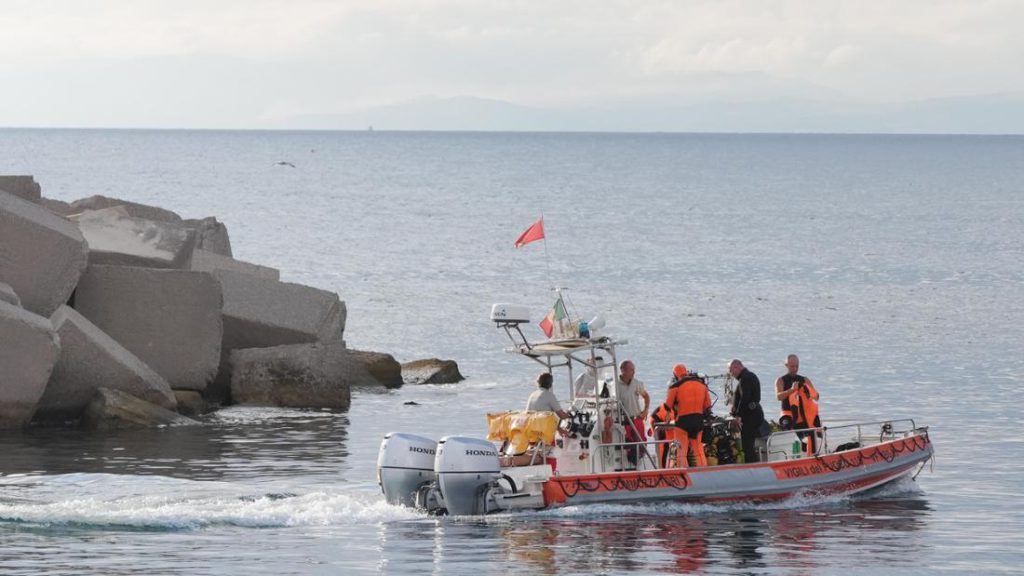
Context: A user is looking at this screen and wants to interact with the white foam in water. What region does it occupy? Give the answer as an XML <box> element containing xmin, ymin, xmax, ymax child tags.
<box><xmin>854</xmin><ymin>475</ymin><xmax>924</xmax><ymax>499</ymax></box>
<box><xmin>208</xmin><ymin>406</ymin><xmax>346</xmax><ymax>425</ymax></box>
<box><xmin>0</xmin><ymin>474</ymin><xmax>422</xmax><ymax>530</ymax></box>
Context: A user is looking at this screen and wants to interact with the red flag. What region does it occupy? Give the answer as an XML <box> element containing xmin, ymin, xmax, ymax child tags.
<box><xmin>514</xmin><ymin>217</ymin><xmax>545</xmax><ymax>248</ymax></box>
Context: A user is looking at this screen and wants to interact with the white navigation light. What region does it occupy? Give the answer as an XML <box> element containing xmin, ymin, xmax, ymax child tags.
<box><xmin>490</xmin><ymin>303</ymin><xmax>530</xmax><ymax>324</ymax></box>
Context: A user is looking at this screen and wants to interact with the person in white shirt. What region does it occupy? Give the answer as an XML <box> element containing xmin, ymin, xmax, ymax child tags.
<box><xmin>573</xmin><ymin>355</ymin><xmax>604</xmax><ymax>398</ymax></box>
<box><xmin>616</xmin><ymin>360</ymin><xmax>650</xmax><ymax>464</ymax></box>
<box><xmin>526</xmin><ymin>372</ymin><xmax>569</xmax><ymax>419</ymax></box>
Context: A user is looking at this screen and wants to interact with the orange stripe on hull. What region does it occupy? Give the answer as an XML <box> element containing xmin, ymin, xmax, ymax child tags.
<box><xmin>541</xmin><ymin>434</ymin><xmax>930</xmax><ymax>507</ymax></box>
<box><xmin>543</xmin><ymin>469</ymin><xmax>692</xmax><ymax>505</ymax></box>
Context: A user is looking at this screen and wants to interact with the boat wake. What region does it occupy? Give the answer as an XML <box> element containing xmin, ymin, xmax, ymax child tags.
<box><xmin>0</xmin><ymin>473</ymin><xmax>419</xmax><ymax>530</ymax></box>
<box><xmin>0</xmin><ymin>472</ymin><xmax>924</xmax><ymax>530</ymax></box>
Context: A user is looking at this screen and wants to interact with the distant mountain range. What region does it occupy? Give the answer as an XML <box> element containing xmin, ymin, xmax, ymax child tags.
<box><xmin>282</xmin><ymin>93</ymin><xmax>1024</xmax><ymax>134</ymax></box>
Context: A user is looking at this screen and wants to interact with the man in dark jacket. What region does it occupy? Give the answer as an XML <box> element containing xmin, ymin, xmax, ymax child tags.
<box><xmin>728</xmin><ymin>359</ymin><xmax>765</xmax><ymax>463</ymax></box>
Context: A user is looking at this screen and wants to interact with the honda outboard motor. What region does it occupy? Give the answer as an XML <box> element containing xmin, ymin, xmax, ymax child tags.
<box><xmin>377</xmin><ymin>433</ymin><xmax>438</xmax><ymax>507</ymax></box>
<box><xmin>434</xmin><ymin>436</ymin><xmax>501</xmax><ymax>516</ymax></box>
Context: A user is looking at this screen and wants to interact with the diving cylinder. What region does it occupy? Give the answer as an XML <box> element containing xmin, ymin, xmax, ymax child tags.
<box><xmin>434</xmin><ymin>436</ymin><xmax>501</xmax><ymax>516</ymax></box>
<box><xmin>377</xmin><ymin>433</ymin><xmax>438</xmax><ymax>507</ymax></box>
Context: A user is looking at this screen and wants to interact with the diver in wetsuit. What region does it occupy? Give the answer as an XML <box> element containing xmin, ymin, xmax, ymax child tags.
<box><xmin>728</xmin><ymin>359</ymin><xmax>764</xmax><ymax>463</ymax></box>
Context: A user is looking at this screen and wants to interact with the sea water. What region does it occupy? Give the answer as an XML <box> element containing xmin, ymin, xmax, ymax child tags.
<box><xmin>1</xmin><ymin>130</ymin><xmax>1022</xmax><ymax>574</ymax></box>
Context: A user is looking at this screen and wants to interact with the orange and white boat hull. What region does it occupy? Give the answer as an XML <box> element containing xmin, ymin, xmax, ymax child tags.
<box><xmin>539</xmin><ymin>432</ymin><xmax>933</xmax><ymax>508</ymax></box>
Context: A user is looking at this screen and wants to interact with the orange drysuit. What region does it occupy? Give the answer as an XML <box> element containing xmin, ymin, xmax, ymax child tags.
<box><xmin>664</xmin><ymin>378</ymin><xmax>712</xmax><ymax>467</ymax></box>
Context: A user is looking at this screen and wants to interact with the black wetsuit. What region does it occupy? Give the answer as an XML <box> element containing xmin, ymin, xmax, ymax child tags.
<box><xmin>732</xmin><ymin>368</ymin><xmax>764</xmax><ymax>463</ymax></box>
<box><xmin>780</xmin><ymin>373</ymin><xmax>818</xmax><ymax>451</ymax></box>
<box><xmin>779</xmin><ymin>373</ymin><xmax>806</xmax><ymax>416</ymax></box>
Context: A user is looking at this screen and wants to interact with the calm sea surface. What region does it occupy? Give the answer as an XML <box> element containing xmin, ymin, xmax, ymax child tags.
<box><xmin>1</xmin><ymin>130</ymin><xmax>1022</xmax><ymax>574</ymax></box>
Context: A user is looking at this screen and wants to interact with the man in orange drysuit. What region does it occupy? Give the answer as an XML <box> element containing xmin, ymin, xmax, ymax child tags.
<box><xmin>664</xmin><ymin>364</ymin><xmax>712</xmax><ymax>467</ymax></box>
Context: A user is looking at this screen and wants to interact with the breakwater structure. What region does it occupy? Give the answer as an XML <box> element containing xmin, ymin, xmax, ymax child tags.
<box><xmin>0</xmin><ymin>175</ymin><xmax>462</xmax><ymax>429</ymax></box>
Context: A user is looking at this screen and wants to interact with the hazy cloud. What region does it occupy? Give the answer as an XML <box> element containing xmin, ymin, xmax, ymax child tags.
<box><xmin>0</xmin><ymin>0</ymin><xmax>1021</xmax><ymax>128</ymax></box>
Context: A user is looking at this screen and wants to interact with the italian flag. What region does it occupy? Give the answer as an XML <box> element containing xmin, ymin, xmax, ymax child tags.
<box><xmin>539</xmin><ymin>298</ymin><xmax>567</xmax><ymax>338</ymax></box>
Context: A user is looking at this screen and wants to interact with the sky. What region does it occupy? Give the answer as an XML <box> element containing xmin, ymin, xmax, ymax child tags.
<box><xmin>0</xmin><ymin>0</ymin><xmax>1022</xmax><ymax>131</ymax></box>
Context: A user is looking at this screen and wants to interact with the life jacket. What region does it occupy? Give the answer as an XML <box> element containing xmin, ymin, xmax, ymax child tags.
<box><xmin>649</xmin><ymin>402</ymin><xmax>673</xmax><ymax>434</ymax></box>
<box><xmin>649</xmin><ymin>403</ymin><xmax>674</xmax><ymax>468</ymax></box>
<box><xmin>779</xmin><ymin>373</ymin><xmax>805</xmax><ymax>414</ymax></box>
<box><xmin>788</xmin><ymin>381</ymin><xmax>820</xmax><ymax>430</ymax></box>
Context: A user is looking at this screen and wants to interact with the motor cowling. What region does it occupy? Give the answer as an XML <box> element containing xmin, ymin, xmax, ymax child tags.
<box><xmin>377</xmin><ymin>432</ymin><xmax>438</xmax><ymax>507</ymax></box>
<box><xmin>435</xmin><ymin>436</ymin><xmax>501</xmax><ymax>516</ymax></box>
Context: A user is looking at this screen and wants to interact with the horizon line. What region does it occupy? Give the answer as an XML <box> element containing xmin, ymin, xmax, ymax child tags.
<box><xmin>1</xmin><ymin>126</ymin><xmax>1022</xmax><ymax>137</ymax></box>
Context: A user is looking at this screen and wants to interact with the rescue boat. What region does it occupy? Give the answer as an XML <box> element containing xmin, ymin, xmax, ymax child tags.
<box><xmin>377</xmin><ymin>300</ymin><xmax>934</xmax><ymax>515</ymax></box>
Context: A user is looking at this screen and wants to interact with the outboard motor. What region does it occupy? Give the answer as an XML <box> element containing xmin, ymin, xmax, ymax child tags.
<box><xmin>434</xmin><ymin>436</ymin><xmax>501</xmax><ymax>516</ymax></box>
<box><xmin>377</xmin><ymin>433</ymin><xmax>438</xmax><ymax>507</ymax></box>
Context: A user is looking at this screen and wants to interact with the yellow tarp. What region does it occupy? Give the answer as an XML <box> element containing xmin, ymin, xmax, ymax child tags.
<box><xmin>488</xmin><ymin>411</ymin><xmax>559</xmax><ymax>454</ymax></box>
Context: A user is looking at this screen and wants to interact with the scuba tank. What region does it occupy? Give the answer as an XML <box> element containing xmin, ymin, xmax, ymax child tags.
<box><xmin>705</xmin><ymin>443</ymin><xmax>719</xmax><ymax>466</ymax></box>
<box><xmin>713</xmin><ymin>428</ymin><xmax>736</xmax><ymax>465</ymax></box>
<box><xmin>733</xmin><ymin>429</ymin><xmax>745</xmax><ymax>464</ymax></box>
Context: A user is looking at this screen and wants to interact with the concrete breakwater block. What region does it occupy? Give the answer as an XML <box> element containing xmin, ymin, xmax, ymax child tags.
<box><xmin>401</xmin><ymin>358</ymin><xmax>465</xmax><ymax>385</ymax></box>
<box><xmin>230</xmin><ymin>342</ymin><xmax>351</xmax><ymax>409</ymax></box>
<box><xmin>35</xmin><ymin>306</ymin><xmax>177</xmax><ymax>422</ymax></box>
<box><xmin>81</xmin><ymin>387</ymin><xmax>199</xmax><ymax>430</ymax></box>
<box><xmin>69</xmin><ymin>194</ymin><xmax>183</xmax><ymax>222</ymax></box>
<box><xmin>69</xmin><ymin>195</ymin><xmax>231</xmax><ymax>256</ymax></box>
<box><xmin>206</xmin><ymin>271</ymin><xmax>344</xmax><ymax>404</ymax></box>
<box><xmin>0</xmin><ymin>190</ymin><xmax>89</xmax><ymax>317</ymax></box>
<box><xmin>191</xmin><ymin>249</ymin><xmax>279</xmax><ymax>280</ymax></box>
<box><xmin>73</xmin><ymin>207</ymin><xmax>198</xmax><ymax>269</ymax></box>
<box><xmin>215</xmin><ymin>269</ymin><xmax>345</xmax><ymax>349</ymax></box>
<box><xmin>74</xmin><ymin>265</ymin><xmax>223</xmax><ymax>391</ymax></box>
<box><xmin>183</xmin><ymin>217</ymin><xmax>232</xmax><ymax>257</ymax></box>
<box><xmin>41</xmin><ymin>198</ymin><xmax>74</xmax><ymax>216</ymax></box>
<box><xmin>0</xmin><ymin>176</ymin><xmax>42</xmax><ymax>203</ymax></box>
<box><xmin>0</xmin><ymin>301</ymin><xmax>61</xmax><ymax>428</ymax></box>
<box><xmin>0</xmin><ymin>282</ymin><xmax>20</xmax><ymax>307</ymax></box>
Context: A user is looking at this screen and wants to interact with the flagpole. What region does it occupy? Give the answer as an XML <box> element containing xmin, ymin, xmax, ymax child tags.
<box><xmin>541</xmin><ymin>214</ymin><xmax>554</xmax><ymax>293</ymax></box>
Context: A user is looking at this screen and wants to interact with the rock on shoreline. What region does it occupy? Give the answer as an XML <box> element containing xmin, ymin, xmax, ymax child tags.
<box><xmin>81</xmin><ymin>388</ymin><xmax>199</xmax><ymax>430</ymax></box>
<box><xmin>401</xmin><ymin>358</ymin><xmax>465</xmax><ymax>385</ymax></box>
<box><xmin>0</xmin><ymin>179</ymin><xmax>425</xmax><ymax>429</ymax></box>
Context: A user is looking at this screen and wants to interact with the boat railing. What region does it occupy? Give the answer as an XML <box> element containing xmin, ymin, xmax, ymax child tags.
<box><xmin>766</xmin><ymin>419</ymin><xmax>920</xmax><ymax>461</ymax></box>
<box><xmin>591</xmin><ymin>438</ymin><xmax>679</xmax><ymax>473</ymax></box>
